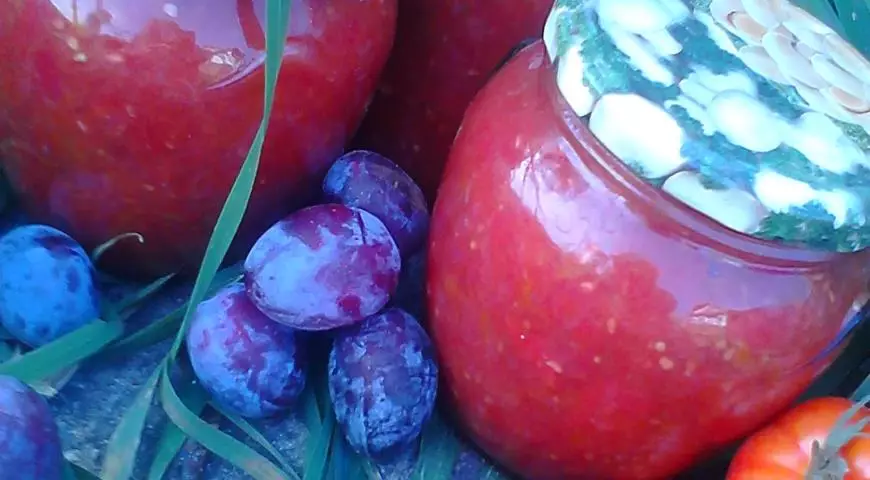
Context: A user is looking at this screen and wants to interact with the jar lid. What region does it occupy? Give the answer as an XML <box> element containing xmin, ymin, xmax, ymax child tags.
<box><xmin>544</xmin><ymin>0</ymin><xmax>870</xmax><ymax>253</ymax></box>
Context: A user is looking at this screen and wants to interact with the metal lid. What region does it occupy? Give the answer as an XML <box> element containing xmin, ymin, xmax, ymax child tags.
<box><xmin>544</xmin><ymin>0</ymin><xmax>870</xmax><ymax>252</ymax></box>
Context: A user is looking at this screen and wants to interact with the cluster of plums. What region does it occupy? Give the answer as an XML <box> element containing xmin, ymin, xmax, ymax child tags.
<box><xmin>186</xmin><ymin>150</ymin><xmax>438</xmax><ymax>458</ymax></box>
<box><xmin>0</xmin><ymin>150</ymin><xmax>437</xmax><ymax>476</ymax></box>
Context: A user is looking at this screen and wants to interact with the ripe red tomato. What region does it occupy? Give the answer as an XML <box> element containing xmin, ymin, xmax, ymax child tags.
<box><xmin>727</xmin><ymin>397</ymin><xmax>870</xmax><ymax>479</ymax></box>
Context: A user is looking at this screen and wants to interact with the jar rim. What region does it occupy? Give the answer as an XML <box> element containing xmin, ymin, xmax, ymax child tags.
<box><xmin>542</xmin><ymin>56</ymin><xmax>843</xmax><ymax>267</ymax></box>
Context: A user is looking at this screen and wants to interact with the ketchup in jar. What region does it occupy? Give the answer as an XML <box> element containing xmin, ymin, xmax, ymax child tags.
<box><xmin>428</xmin><ymin>0</ymin><xmax>870</xmax><ymax>478</ymax></box>
<box><xmin>0</xmin><ymin>0</ymin><xmax>396</xmax><ymax>278</ymax></box>
<box><xmin>352</xmin><ymin>0</ymin><xmax>553</xmax><ymax>202</ymax></box>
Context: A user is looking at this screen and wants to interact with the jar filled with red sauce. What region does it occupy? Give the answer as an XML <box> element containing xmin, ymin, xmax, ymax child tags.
<box><xmin>351</xmin><ymin>0</ymin><xmax>553</xmax><ymax>202</ymax></box>
<box><xmin>427</xmin><ymin>0</ymin><xmax>870</xmax><ymax>478</ymax></box>
<box><xmin>0</xmin><ymin>0</ymin><xmax>396</xmax><ymax>278</ymax></box>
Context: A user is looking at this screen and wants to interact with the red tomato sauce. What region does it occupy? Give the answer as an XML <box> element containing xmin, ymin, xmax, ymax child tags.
<box><xmin>352</xmin><ymin>0</ymin><xmax>553</xmax><ymax>203</ymax></box>
<box><xmin>0</xmin><ymin>0</ymin><xmax>396</xmax><ymax>278</ymax></box>
<box><xmin>428</xmin><ymin>42</ymin><xmax>870</xmax><ymax>479</ymax></box>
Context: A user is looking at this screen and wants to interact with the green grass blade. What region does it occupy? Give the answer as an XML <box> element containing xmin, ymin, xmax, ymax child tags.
<box><xmin>793</xmin><ymin>0</ymin><xmax>847</xmax><ymax>34</ymax></box>
<box><xmin>0</xmin><ymin>319</ymin><xmax>124</xmax><ymax>383</ymax></box>
<box><xmin>0</xmin><ymin>325</ymin><xmax>15</xmax><ymax>340</ymax></box>
<box><xmin>65</xmin><ymin>461</ymin><xmax>100</xmax><ymax>480</ymax></box>
<box><xmin>0</xmin><ymin>269</ymin><xmax>175</xmax><ymax>383</ymax></box>
<box><xmin>158</xmin><ymin>368</ymin><xmax>291</xmax><ymax>479</ymax></box>
<box><xmin>211</xmin><ymin>403</ymin><xmax>302</xmax><ymax>479</ymax></box>
<box><xmin>115</xmin><ymin>273</ymin><xmax>177</xmax><ymax>313</ymax></box>
<box><xmin>302</xmin><ymin>386</ymin><xmax>323</xmax><ymax>456</ymax></box>
<box><xmin>302</xmin><ymin>410</ymin><xmax>334</xmax><ymax>480</ymax></box>
<box><xmin>830</xmin><ymin>0</ymin><xmax>870</xmax><ymax>57</ymax></box>
<box><xmin>411</xmin><ymin>415</ymin><xmax>461</xmax><ymax>480</ymax></box>
<box><xmin>102</xmin><ymin>363</ymin><xmax>164</xmax><ymax>480</ymax></box>
<box><xmin>146</xmin><ymin>379</ymin><xmax>210</xmax><ymax>480</ymax></box>
<box><xmin>168</xmin><ymin>0</ymin><xmax>291</xmax><ymax>359</ymax></box>
<box><xmin>147</xmin><ymin>423</ymin><xmax>191</xmax><ymax>480</ymax></box>
<box><xmin>303</xmin><ymin>387</ymin><xmax>322</xmax><ymax>427</ymax></box>
<box><xmin>102</xmin><ymin>267</ymin><xmax>242</xmax><ymax>355</ymax></box>
<box><xmin>0</xmin><ymin>341</ymin><xmax>16</xmax><ymax>362</ymax></box>
<box><xmin>851</xmin><ymin>372</ymin><xmax>870</xmax><ymax>401</ymax></box>
<box><xmin>303</xmin><ymin>367</ymin><xmax>334</xmax><ymax>479</ymax></box>
<box><xmin>327</xmin><ymin>430</ymin><xmax>381</xmax><ymax>480</ymax></box>
<box><xmin>479</xmin><ymin>463</ymin><xmax>507</xmax><ymax>480</ymax></box>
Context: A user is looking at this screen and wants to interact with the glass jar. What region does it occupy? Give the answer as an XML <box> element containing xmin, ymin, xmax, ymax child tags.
<box><xmin>0</xmin><ymin>0</ymin><xmax>397</xmax><ymax>278</ymax></box>
<box><xmin>351</xmin><ymin>0</ymin><xmax>553</xmax><ymax>202</ymax></box>
<box><xmin>428</xmin><ymin>39</ymin><xmax>870</xmax><ymax>480</ymax></box>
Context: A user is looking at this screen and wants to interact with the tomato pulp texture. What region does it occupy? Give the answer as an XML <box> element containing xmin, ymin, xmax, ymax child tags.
<box><xmin>427</xmin><ymin>42</ymin><xmax>870</xmax><ymax>480</ymax></box>
<box><xmin>352</xmin><ymin>0</ymin><xmax>553</xmax><ymax>202</ymax></box>
<box><xmin>0</xmin><ymin>0</ymin><xmax>397</xmax><ymax>278</ymax></box>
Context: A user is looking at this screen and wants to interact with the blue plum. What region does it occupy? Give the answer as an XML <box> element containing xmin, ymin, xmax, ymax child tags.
<box><xmin>323</xmin><ymin>150</ymin><xmax>429</xmax><ymax>257</ymax></box>
<box><xmin>186</xmin><ymin>282</ymin><xmax>306</xmax><ymax>418</ymax></box>
<box><xmin>0</xmin><ymin>375</ymin><xmax>64</xmax><ymax>479</ymax></box>
<box><xmin>328</xmin><ymin>308</ymin><xmax>438</xmax><ymax>458</ymax></box>
<box><xmin>244</xmin><ymin>203</ymin><xmax>401</xmax><ymax>331</ymax></box>
<box><xmin>0</xmin><ymin>225</ymin><xmax>100</xmax><ymax>347</ymax></box>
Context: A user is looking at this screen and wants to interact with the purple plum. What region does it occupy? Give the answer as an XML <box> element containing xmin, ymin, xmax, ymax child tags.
<box><xmin>0</xmin><ymin>225</ymin><xmax>100</xmax><ymax>347</ymax></box>
<box><xmin>244</xmin><ymin>203</ymin><xmax>401</xmax><ymax>331</ymax></box>
<box><xmin>186</xmin><ymin>282</ymin><xmax>306</xmax><ymax>418</ymax></box>
<box><xmin>323</xmin><ymin>150</ymin><xmax>429</xmax><ymax>256</ymax></box>
<box><xmin>328</xmin><ymin>308</ymin><xmax>438</xmax><ymax>458</ymax></box>
<box><xmin>0</xmin><ymin>375</ymin><xmax>64</xmax><ymax>479</ymax></box>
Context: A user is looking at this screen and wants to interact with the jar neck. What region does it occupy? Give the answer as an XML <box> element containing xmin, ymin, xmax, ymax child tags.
<box><xmin>540</xmin><ymin>58</ymin><xmax>843</xmax><ymax>268</ymax></box>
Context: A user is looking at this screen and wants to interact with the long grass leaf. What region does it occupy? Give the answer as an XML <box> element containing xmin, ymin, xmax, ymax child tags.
<box><xmin>168</xmin><ymin>0</ymin><xmax>291</xmax><ymax>359</ymax></box>
<box><xmin>115</xmin><ymin>273</ymin><xmax>178</xmax><ymax>313</ymax></box>
<box><xmin>66</xmin><ymin>462</ymin><xmax>100</xmax><ymax>480</ymax></box>
<box><xmin>211</xmin><ymin>403</ymin><xmax>302</xmax><ymax>479</ymax></box>
<box><xmin>146</xmin><ymin>379</ymin><xmax>210</xmax><ymax>480</ymax></box>
<box><xmin>102</xmin><ymin>363</ymin><xmax>164</xmax><ymax>480</ymax></box>
<box><xmin>830</xmin><ymin>0</ymin><xmax>870</xmax><ymax>57</ymax></box>
<box><xmin>158</xmin><ymin>369</ymin><xmax>291</xmax><ymax>479</ymax></box>
<box><xmin>794</xmin><ymin>0</ymin><xmax>847</xmax><ymax>34</ymax></box>
<box><xmin>0</xmin><ymin>319</ymin><xmax>124</xmax><ymax>383</ymax></box>
<box><xmin>411</xmin><ymin>415</ymin><xmax>461</xmax><ymax>480</ymax></box>
<box><xmin>302</xmin><ymin>410</ymin><xmax>334</xmax><ymax>480</ymax></box>
<box><xmin>102</xmin><ymin>267</ymin><xmax>242</xmax><ymax>356</ymax></box>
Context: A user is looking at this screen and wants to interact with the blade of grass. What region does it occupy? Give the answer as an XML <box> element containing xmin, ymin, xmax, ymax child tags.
<box><xmin>0</xmin><ymin>268</ymin><xmax>177</xmax><ymax>384</ymax></box>
<box><xmin>303</xmin><ymin>385</ymin><xmax>323</xmax><ymax>431</ymax></box>
<box><xmin>0</xmin><ymin>341</ymin><xmax>16</xmax><ymax>362</ymax></box>
<box><xmin>166</xmin><ymin>0</ymin><xmax>291</xmax><ymax>361</ymax></box>
<box><xmin>479</xmin><ymin>463</ymin><xmax>507</xmax><ymax>480</ymax></box>
<box><xmin>147</xmin><ymin>378</ymin><xmax>211</xmax><ymax>480</ymax></box>
<box><xmin>158</xmin><ymin>368</ymin><xmax>291</xmax><ymax>479</ymax></box>
<box><xmin>0</xmin><ymin>319</ymin><xmax>124</xmax><ymax>383</ymax></box>
<box><xmin>0</xmin><ymin>325</ymin><xmax>14</xmax><ymax>340</ymax></box>
<box><xmin>829</xmin><ymin>0</ymin><xmax>870</xmax><ymax>57</ymax></box>
<box><xmin>411</xmin><ymin>414</ymin><xmax>461</xmax><ymax>480</ymax></box>
<box><xmin>29</xmin><ymin>363</ymin><xmax>79</xmax><ymax>398</ymax></box>
<box><xmin>327</xmin><ymin>430</ymin><xmax>359</xmax><ymax>480</ymax></box>
<box><xmin>115</xmin><ymin>273</ymin><xmax>178</xmax><ymax>313</ymax></box>
<box><xmin>793</xmin><ymin>0</ymin><xmax>847</xmax><ymax>34</ymax></box>
<box><xmin>327</xmin><ymin>429</ymin><xmax>381</xmax><ymax>480</ymax></box>
<box><xmin>211</xmin><ymin>403</ymin><xmax>302</xmax><ymax>479</ymax></box>
<box><xmin>65</xmin><ymin>461</ymin><xmax>100</xmax><ymax>480</ymax></box>
<box><xmin>851</xmin><ymin>373</ymin><xmax>870</xmax><ymax>401</ymax></box>
<box><xmin>149</xmin><ymin>0</ymin><xmax>293</xmax><ymax>478</ymax></box>
<box><xmin>102</xmin><ymin>266</ymin><xmax>242</xmax><ymax>356</ymax></box>
<box><xmin>302</xmin><ymin>409</ymin><xmax>335</xmax><ymax>480</ymax></box>
<box><xmin>102</xmin><ymin>363</ymin><xmax>164</xmax><ymax>480</ymax></box>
